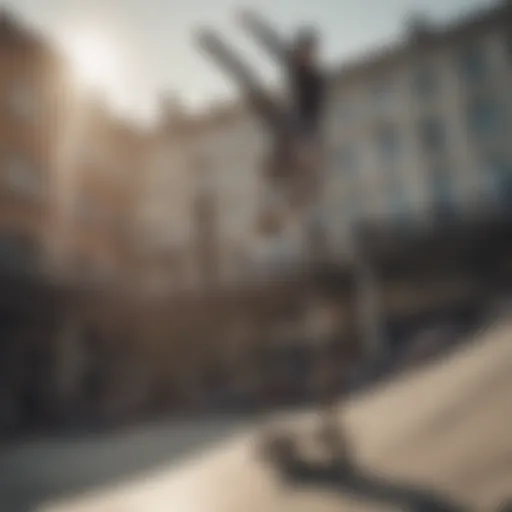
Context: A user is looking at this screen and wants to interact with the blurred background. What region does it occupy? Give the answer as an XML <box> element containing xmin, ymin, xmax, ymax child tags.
<box><xmin>0</xmin><ymin>0</ymin><xmax>511</xmax><ymax>511</ymax></box>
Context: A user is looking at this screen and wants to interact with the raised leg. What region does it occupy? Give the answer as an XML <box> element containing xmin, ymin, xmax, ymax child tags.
<box><xmin>195</xmin><ymin>28</ymin><xmax>281</xmax><ymax>128</ymax></box>
<box><xmin>235</xmin><ymin>9</ymin><xmax>289</xmax><ymax>65</ymax></box>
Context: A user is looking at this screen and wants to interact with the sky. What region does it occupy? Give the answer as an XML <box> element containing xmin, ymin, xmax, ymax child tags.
<box><xmin>3</xmin><ymin>0</ymin><xmax>494</xmax><ymax>124</ymax></box>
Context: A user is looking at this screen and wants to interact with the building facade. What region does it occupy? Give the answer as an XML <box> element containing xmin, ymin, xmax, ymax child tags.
<box><xmin>139</xmin><ymin>100</ymin><xmax>269</xmax><ymax>291</ymax></box>
<box><xmin>0</xmin><ymin>10</ymin><xmax>142</xmax><ymax>286</ymax></box>
<box><xmin>0</xmin><ymin>10</ymin><xmax>71</xmax><ymax>277</ymax></box>
<box><xmin>68</xmin><ymin>99</ymin><xmax>143</xmax><ymax>286</ymax></box>
<box><xmin>0</xmin><ymin>1</ymin><xmax>511</xmax><ymax>429</ymax></box>
<box><xmin>141</xmin><ymin>0</ymin><xmax>512</xmax><ymax>292</ymax></box>
<box><xmin>323</xmin><ymin>0</ymin><xmax>512</xmax><ymax>239</ymax></box>
<box><xmin>0</xmin><ymin>10</ymin><xmax>147</xmax><ymax>430</ymax></box>
<box><xmin>2</xmin><ymin>1</ymin><xmax>510</xmax><ymax>291</ymax></box>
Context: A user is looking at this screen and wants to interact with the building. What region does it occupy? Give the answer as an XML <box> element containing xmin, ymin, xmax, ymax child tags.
<box><xmin>141</xmin><ymin>0</ymin><xmax>512</xmax><ymax>292</ymax></box>
<box><xmin>0</xmin><ymin>9</ymin><xmax>143</xmax><ymax>286</ymax></box>
<box><xmin>1</xmin><ymin>2</ymin><xmax>509</xmax><ymax>291</ymax></box>
<box><xmin>0</xmin><ymin>10</ymin><xmax>71</xmax><ymax>277</ymax></box>
<box><xmin>323</xmin><ymin>0</ymin><xmax>512</xmax><ymax>240</ymax></box>
<box><xmin>139</xmin><ymin>99</ymin><xmax>268</xmax><ymax>292</ymax></box>
<box><xmin>1</xmin><ymin>1</ymin><xmax>511</xmax><ymax>426</ymax></box>
<box><xmin>0</xmin><ymin>10</ymin><xmax>146</xmax><ymax>431</ymax></box>
<box><xmin>69</xmin><ymin>98</ymin><xmax>143</xmax><ymax>287</ymax></box>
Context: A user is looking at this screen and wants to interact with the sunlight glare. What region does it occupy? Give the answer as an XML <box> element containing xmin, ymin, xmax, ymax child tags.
<box><xmin>63</xmin><ymin>29</ymin><xmax>123</xmax><ymax>96</ymax></box>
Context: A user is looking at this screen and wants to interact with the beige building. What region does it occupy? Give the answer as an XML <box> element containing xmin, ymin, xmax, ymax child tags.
<box><xmin>67</xmin><ymin>98</ymin><xmax>143</xmax><ymax>287</ymax></box>
<box><xmin>0</xmin><ymin>10</ymin><xmax>71</xmax><ymax>276</ymax></box>
<box><xmin>0</xmin><ymin>9</ymin><xmax>144</xmax><ymax>288</ymax></box>
<box><xmin>0</xmin><ymin>10</ymin><xmax>151</xmax><ymax>428</ymax></box>
<box><xmin>139</xmin><ymin>99</ymin><xmax>269</xmax><ymax>291</ymax></box>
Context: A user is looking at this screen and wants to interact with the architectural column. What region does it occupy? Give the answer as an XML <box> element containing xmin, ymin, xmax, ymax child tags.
<box><xmin>52</xmin><ymin>309</ymin><xmax>87</xmax><ymax>416</ymax></box>
<box><xmin>48</xmin><ymin>87</ymin><xmax>88</xmax><ymax>278</ymax></box>
<box><xmin>352</xmin><ymin>232</ymin><xmax>385</xmax><ymax>361</ymax></box>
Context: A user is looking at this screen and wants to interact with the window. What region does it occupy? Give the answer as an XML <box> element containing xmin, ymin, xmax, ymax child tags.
<box><xmin>0</xmin><ymin>232</ymin><xmax>39</xmax><ymax>270</ymax></box>
<box><xmin>343</xmin><ymin>196</ymin><xmax>359</xmax><ymax>227</ymax></box>
<box><xmin>420</xmin><ymin>118</ymin><xmax>446</xmax><ymax>153</ymax></box>
<box><xmin>82</xmin><ymin>145</ymin><xmax>110</xmax><ymax>171</ymax></box>
<box><xmin>506</xmin><ymin>34</ymin><xmax>512</xmax><ymax>64</ymax></box>
<box><xmin>335</xmin><ymin>100</ymin><xmax>354</xmax><ymax>123</ymax></box>
<box><xmin>78</xmin><ymin>196</ymin><xmax>102</xmax><ymax>224</ymax></box>
<box><xmin>372</xmin><ymin>81</ymin><xmax>394</xmax><ymax>110</ymax></box>
<box><xmin>413</xmin><ymin>68</ymin><xmax>437</xmax><ymax>99</ymax></box>
<box><xmin>430</xmin><ymin>166</ymin><xmax>455</xmax><ymax>220</ymax></box>
<box><xmin>193</xmin><ymin>152</ymin><xmax>210</xmax><ymax>174</ymax></box>
<box><xmin>4</xmin><ymin>157</ymin><xmax>42</xmax><ymax>198</ymax></box>
<box><xmin>377</xmin><ymin>125</ymin><xmax>400</xmax><ymax>162</ymax></box>
<box><xmin>78</xmin><ymin>198</ymin><xmax>92</xmax><ymax>222</ymax></box>
<box><xmin>484</xmin><ymin>157</ymin><xmax>512</xmax><ymax>208</ymax></box>
<box><xmin>8</xmin><ymin>85</ymin><xmax>37</xmax><ymax>120</ymax></box>
<box><xmin>459</xmin><ymin>44</ymin><xmax>487</xmax><ymax>85</ymax></box>
<box><xmin>467</xmin><ymin>98</ymin><xmax>503</xmax><ymax>138</ymax></box>
<box><xmin>334</xmin><ymin>146</ymin><xmax>357</xmax><ymax>175</ymax></box>
<box><xmin>76</xmin><ymin>254</ymin><xmax>113</xmax><ymax>283</ymax></box>
<box><xmin>388</xmin><ymin>181</ymin><xmax>411</xmax><ymax>226</ymax></box>
<box><xmin>193</xmin><ymin>153</ymin><xmax>214</xmax><ymax>194</ymax></box>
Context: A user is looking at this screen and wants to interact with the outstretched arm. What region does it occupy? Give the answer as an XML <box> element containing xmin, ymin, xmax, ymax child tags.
<box><xmin>195</xmin><ymin>28</ymin><xmax>281</xmax><ymax>128</ymax></box>
<box><xmin>236</xmin><ymin>9</ymin><xmax>290</xmax><ymax>64</ymax></box>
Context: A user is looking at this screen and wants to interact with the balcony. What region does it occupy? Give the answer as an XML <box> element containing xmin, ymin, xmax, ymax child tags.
<box><xmin>0</xmin><ymin>232</ymin><xmax>44</xmax><ymax>277</ymax></box>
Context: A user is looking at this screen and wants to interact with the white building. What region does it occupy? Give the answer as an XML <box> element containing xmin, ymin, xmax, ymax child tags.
<box><xmin>139</xmin><ymin>0</ymin><xmax>512</xmax><ymax>291</ymax></box>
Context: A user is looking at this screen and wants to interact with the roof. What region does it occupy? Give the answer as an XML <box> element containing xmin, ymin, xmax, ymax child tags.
<box><xmin>157</xmin><ymin>1</ymin><xmax>512</xmax><ymax>140</ymax></box>
<box><xmin>0</xmin><ymin>6</ymin><xmax>64</xmax><ymax>66</ymax></box>
<box><xmin>329</xmin><ymin>0</ymin><xmax>512</xmax><ymax>89</ymax></box>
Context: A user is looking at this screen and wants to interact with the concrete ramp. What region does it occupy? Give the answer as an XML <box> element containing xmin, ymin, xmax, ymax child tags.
<box><xmin>37</xmin><ymin>320</ymin><xmax>512</xmax><ymax>511</ymax></box>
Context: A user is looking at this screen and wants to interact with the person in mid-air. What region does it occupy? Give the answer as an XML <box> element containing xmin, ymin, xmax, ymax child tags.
<box><xmin>288</xmin><ymin>27</ymin><xmax>326</xmax><ymax>147</ymax></box>
<box><xmin>237</xmin><ymin>11</ymin><xmax>325</xmax><ymax>136</ymax></box>
<box><xmin>237</xmin><ymin>11</ymin><xmax>326</xmax><ymax>207</ymax></box>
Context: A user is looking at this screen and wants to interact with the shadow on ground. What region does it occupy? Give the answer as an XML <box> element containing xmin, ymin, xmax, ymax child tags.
<box><xmin>280</xmin><ymin>458</ymin><xmax>468</xmax><ymax>512</ymax></box>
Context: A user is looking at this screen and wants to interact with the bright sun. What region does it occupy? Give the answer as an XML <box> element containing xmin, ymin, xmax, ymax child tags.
<box><xmin>63</xmin><ymin>29</ymin><xmax>122</xmax><ymax>94</ymax></box>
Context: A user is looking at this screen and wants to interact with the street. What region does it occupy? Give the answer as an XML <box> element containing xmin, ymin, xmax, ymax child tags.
<box><xmin>1</xmin><ymin>320</ymin><xmax>511</xmax><ymax>512</ymax></box>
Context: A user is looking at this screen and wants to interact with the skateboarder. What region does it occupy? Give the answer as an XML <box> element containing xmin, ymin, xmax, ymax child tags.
<box><xmin>195</xmin><ymin>13</ymin><xmax>353</xmax><ymax>468</ymax></box>
<box><xmin>196</xmin><ymin>12</ymin><xmax>327</xmax><ymax>222</ymax></box>
<box><xmin>237</xmin><ymin>11</ymin><xmax>326</xmax><ymax>178</ymax></box>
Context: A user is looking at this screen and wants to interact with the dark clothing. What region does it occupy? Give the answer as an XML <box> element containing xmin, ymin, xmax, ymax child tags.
<box><xmin>233</xmin><ymin>13</ymin><xmax>326</xmax><ymax>134</ymax></box>
<box><xmin>268</xmin><ymin>60</ymin><xmax>325</xmax><ymax>184</ymax></box>
<box><xmin>289</xmin><ymin>59</ymin><xmax>325</xmax><ymax>136</ymax></box>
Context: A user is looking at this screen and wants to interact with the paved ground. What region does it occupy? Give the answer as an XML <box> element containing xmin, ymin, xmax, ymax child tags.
<box><xmin>0</xmin><ymin>416</ymin><xmax>251</xmax><ymax>512</ymax></box>
<box><xmin>1</xmin><ymin>320</ymin><xmax>511</xmax><ymax>512</ymax></box>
